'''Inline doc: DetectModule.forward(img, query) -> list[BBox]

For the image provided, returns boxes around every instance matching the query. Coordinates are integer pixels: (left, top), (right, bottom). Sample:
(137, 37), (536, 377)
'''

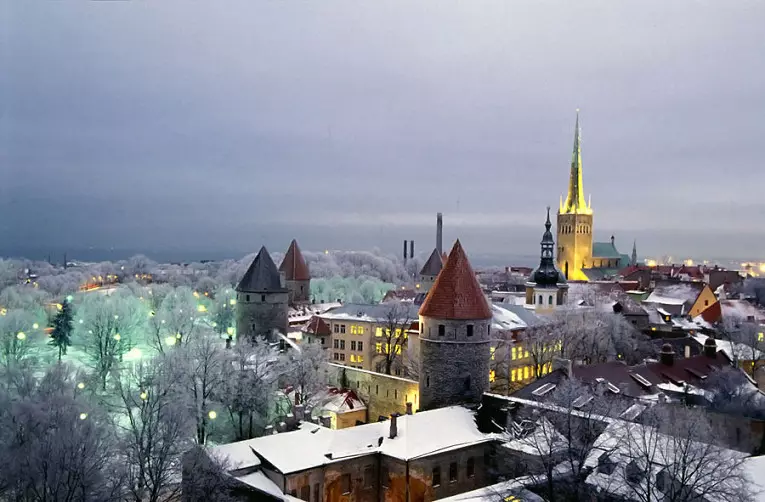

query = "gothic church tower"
(557, 111), (593, 281)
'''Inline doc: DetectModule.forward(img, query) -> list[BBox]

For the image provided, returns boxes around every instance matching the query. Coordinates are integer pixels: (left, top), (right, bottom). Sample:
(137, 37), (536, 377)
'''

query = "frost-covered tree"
(76, 291), (146, 390)
(375, 302), (416, 375)
(283, 342), (329, 406)
(618, 405), (753, 502)
(0, 309), (42, 373)
(152, 286), (204, 350)
(0, 364), (125, 501)
(718, 315), (765, 378)
(114, 357), (191, 502)
(49, 299), (74, 360)
(219, 339), (285, 440)
(210, 285), (236, 337)
(174, 332), (227, 445)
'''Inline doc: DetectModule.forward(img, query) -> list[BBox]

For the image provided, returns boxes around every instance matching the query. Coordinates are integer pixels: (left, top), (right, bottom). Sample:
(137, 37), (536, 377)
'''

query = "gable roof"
(236, 247), (286, 293)
(280, 239), (310, 281)
(592, 241), (622, 259)
(420, 248), (444, 276)
(645, 281), (704, 308)
(419, 240), (492, 320)
(303, 316), (331, 336)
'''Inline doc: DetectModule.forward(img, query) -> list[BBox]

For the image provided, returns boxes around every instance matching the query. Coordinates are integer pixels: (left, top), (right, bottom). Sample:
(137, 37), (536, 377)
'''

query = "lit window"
(350, 325), (356, 334)
(523, 366), (530, 380)
(376, 327), (383, 337)
(376, 343), (382, 353)
(350, 354), (356, 363)
(525, 350), (530, 358)
(759, 332), (764, 342)
(511, 347), (517, 360)
(511, 369), (517, 382)
(357, 355), (363, 363)
(490, 347), (496, 361)
(489, 370), (496, 383)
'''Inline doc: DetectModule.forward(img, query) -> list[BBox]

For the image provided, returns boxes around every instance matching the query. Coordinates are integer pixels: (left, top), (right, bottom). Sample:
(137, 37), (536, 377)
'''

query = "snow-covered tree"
(0, 309), (43, 373)
(49, 299), (74, 360)
(219, 339), (285, 440)
(374, 302), (416, 375)
(75, 290), (146, 390)
(151, 286), (204, 350)
(114, 357), (191, 502)
(0, 364), (125, 501)
(718, 315), (765, 378)
(209, 285), (236, 337)
(283, 342), (329, 406)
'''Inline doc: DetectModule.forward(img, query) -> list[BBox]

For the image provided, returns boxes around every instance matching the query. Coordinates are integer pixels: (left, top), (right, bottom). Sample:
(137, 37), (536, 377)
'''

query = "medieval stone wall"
(235, 291), (288, 342)
(286, 279), (311, 305)
(418, 316), (491, 411)
(328, 364), (419, 419)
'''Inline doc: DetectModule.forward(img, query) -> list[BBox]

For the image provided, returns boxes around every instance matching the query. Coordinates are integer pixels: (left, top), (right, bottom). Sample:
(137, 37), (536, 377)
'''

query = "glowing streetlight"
(16, 332), (26, 340)
(113, 333), (121, 341)
(208, 410), (217, 420)
(227, 327), (234, 336)
(32, 323), (39, 329)
(114, 315), (119, 320)
(140, 391), (148, 401)
(77, 382), (85, 390)
(79, 319), (84, 324)
(79, 413), (88, 420)
(229, 299), (236, 306)
(176, 333), (182, 339)
(165, 336), (176, 346)
(66, 295), (73, 302)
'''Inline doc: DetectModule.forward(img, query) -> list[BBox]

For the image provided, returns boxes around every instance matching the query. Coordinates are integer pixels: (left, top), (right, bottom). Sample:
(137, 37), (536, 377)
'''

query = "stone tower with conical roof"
(557, 110), (593, 281)
(526, 207), (568, 312)
(235, 246), (289, 342)
(418, 240), (492, 411)
(279, 239), (311, 305)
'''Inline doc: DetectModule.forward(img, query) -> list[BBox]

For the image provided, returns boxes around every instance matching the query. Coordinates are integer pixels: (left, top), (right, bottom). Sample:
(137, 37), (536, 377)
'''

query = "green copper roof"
(592, 241), (622, 259)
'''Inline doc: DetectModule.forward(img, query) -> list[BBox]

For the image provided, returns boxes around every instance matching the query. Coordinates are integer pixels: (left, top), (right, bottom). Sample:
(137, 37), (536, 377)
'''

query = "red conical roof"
(280, 240), (310, 281)
(419, 240), (491, 320)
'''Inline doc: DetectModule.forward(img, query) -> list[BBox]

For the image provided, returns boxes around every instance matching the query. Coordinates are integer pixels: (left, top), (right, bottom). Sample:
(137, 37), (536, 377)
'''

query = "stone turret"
(235, 246), (289, 342)
(418, 240), (492, 411)
(279, 239), (311, 305)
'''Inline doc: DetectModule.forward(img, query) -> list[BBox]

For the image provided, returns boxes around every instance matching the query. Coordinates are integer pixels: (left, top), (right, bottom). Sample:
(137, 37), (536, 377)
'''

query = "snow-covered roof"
(744, 455), (765, 502)
(491, 303), (528, 332)
(502, 417), (567, 456)
(720, 299), (765, 322)
(288, 302), (342, 323)
(234, 471), (284, 499)
(207, 441), (262, 471)
(644, 293), (687, 306)
(319, 303), (420, 323)
(692, 333), (765, 361)
(233, 406), (494, 474)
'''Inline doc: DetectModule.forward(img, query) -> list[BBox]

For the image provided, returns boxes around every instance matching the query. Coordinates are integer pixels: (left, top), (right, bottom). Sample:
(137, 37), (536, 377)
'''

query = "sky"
(3, 1), (765, 264)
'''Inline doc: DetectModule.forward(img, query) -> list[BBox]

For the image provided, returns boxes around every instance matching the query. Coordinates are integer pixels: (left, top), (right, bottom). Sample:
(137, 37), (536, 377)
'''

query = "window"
(350, 354), (356, 363)
(467, 324), (474, 337)
(538, 295), (543, 305)
(320, 338), (325, 345)
(438, 324), (445, 336)
(363, 465), (374, 488)
(339, 353), (345, 361)
(705, 300), (709, 306)
(313, 483), (320, 502)
(511, 369), (517, 382)
(376, 343), (382, 353)
(426, 375), (430, 387)
(381, 466), (390, 489)
(358, 341), (363, 351)
(261, 294), (266, 302)
(432, 466), (441, 487)
(341, 474), (351, 495)
(548, 295), (553, 305)
(490, 347), (496, 360)
(449, 462), (458, 483)
(376, 327), (383, 337)
(333, 353), (339, 361)
(246, 294), (250, 302)
(511, 347), (517, 360)
(467, 458), (475, 478)
(340, 325), (346, 334)
(334, 324), (339, 334)
(489, 370), (496, 382)
(523, 366), (530, 379)
(376, 384), (379, 395)
(357, 355), (364, 363)
(464, 375), (471, 391)
(394, 389), (398, 399)
(301, 485), (310, 501)
(351, 341), (357, 350)
(340, 340), (345, 349)
(334, 339), (339, 349)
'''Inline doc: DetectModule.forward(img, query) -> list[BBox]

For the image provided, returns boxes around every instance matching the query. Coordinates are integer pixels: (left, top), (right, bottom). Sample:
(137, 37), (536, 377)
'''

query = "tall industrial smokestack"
(410, 240), (414, 260)
(403, 239), (408, 262)
(436, 213), (443, 256)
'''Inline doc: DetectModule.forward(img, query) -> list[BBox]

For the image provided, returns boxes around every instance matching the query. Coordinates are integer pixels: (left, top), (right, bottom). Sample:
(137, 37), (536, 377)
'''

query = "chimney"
(294, 404), (305, 421)
(279, 270), (286, 288)
(410, 240), (414, 260)
(404, 240), (408, 262)
(660, 343), (675, 366)
(389, 414), (398, 439)
(405, 402), (413, 415)
(684, 345), (691, 359)
(704, 337), (717, 358)
(436, 213), (443, 256)
(611, 235), (615, 247)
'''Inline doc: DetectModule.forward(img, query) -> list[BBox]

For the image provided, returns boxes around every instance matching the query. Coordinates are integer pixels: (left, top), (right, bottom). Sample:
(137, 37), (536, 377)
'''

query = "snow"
(233, 406), (494, 473)
(328, 363), (417, 384)
(721, 300), (765, 322)
(502, 417), (567, 456)
(207, 441), (262, 471)
(744, 456), (765, 502)
(692, 333), (765, 361)
(235, 471), (284, 498)
(644, 293), (687, 306)
(491, 304), (527, 331)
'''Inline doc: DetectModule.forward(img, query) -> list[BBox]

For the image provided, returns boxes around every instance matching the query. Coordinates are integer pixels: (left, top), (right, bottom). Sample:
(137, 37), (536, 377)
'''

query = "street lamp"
(77, 382), (85, 390)
(79, 413), (88, 420)
(16, 332), (25, 340)
(208, 410), (217, 420)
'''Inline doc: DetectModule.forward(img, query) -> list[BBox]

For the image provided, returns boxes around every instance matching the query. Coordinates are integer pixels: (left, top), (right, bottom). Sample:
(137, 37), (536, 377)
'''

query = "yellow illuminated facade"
(557, 110), (593, 281)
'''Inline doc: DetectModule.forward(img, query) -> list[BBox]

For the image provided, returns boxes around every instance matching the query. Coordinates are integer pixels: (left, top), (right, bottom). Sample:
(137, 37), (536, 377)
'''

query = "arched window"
(548, 295), (553, 305)
(538, 295), (543, 305)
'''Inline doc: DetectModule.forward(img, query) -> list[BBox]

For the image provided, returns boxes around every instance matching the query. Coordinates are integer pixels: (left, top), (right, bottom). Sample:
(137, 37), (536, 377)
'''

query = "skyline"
(4, 1), (765, 261)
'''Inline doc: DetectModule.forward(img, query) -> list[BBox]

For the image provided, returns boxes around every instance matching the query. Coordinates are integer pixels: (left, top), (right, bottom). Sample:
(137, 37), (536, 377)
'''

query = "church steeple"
(560, 110), (592, 215)
(631, 240), (638, 266)
(532, 207), (562, 286)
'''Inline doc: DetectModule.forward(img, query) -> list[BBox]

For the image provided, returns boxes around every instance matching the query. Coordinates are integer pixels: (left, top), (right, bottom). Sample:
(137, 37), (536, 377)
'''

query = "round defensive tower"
(235, 246), (289, 342)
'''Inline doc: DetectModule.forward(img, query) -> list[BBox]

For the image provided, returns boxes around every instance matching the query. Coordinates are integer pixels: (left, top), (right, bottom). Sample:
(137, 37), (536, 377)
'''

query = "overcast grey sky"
(3, 1), (765, 263)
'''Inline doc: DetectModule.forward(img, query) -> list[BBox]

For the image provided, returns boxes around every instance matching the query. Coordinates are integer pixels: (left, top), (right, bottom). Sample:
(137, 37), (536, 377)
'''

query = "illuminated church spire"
(560, 110), (592, 215)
